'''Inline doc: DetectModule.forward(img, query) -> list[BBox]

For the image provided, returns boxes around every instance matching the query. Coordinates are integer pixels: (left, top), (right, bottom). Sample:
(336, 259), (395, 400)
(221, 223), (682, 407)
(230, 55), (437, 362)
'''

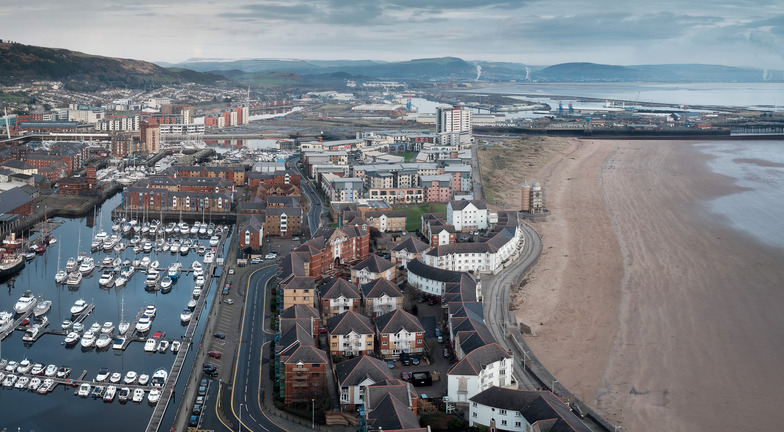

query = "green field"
(402, 203), (447, 232)
(0, 93), (25, 102)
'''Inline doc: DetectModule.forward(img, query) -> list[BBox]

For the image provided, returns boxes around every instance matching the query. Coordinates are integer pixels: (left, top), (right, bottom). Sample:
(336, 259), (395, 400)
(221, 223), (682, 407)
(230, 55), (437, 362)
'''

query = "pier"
(0, 309), (33, 340)
(121, 307), (149, 350)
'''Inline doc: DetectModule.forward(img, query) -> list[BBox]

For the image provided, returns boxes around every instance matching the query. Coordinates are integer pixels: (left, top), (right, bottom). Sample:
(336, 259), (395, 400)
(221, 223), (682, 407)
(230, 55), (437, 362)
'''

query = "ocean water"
(698, 140), (784, 250)
(0, 193), (229, 431)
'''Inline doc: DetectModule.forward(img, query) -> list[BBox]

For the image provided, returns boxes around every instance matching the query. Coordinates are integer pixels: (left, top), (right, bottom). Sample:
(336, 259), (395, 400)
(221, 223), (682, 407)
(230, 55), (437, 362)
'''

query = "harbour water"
(0, 193), (230, 430)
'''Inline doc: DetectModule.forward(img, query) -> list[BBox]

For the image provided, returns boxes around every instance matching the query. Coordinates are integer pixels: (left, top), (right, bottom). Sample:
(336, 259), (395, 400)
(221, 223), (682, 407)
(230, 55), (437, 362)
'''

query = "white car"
(265, 253), (278, 260)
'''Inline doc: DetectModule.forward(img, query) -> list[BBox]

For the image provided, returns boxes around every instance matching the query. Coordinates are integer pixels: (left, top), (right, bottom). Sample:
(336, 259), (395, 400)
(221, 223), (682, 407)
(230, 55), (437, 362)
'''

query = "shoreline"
(512, 138), (784, 431)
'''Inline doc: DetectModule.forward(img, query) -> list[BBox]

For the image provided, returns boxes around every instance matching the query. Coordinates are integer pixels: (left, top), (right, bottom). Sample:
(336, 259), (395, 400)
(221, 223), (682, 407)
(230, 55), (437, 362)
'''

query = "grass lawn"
(398, 151), (416, 162)
(402, 203), (447, 231)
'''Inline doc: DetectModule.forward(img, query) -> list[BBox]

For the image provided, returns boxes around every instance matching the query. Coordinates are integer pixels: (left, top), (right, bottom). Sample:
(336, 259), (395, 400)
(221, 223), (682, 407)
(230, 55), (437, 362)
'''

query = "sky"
(3, 0), (784, 69)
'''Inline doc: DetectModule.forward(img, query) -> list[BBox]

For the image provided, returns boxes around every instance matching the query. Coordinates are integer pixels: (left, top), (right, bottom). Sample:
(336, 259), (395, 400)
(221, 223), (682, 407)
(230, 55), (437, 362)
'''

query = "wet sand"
(513, 139), (784, 431)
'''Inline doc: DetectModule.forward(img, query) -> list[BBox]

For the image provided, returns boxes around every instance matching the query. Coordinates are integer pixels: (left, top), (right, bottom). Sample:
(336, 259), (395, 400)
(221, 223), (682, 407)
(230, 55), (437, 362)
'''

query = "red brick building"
(238, 215), (264, 250)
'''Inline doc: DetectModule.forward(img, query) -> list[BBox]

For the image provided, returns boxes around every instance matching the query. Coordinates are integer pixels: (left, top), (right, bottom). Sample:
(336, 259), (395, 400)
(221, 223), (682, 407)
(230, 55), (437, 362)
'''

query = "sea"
(0, 193), (231, 431)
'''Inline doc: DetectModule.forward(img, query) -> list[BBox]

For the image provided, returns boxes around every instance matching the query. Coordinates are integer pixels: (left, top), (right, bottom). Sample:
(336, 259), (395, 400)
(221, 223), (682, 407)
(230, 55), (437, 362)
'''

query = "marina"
(0, 194), (232, 430)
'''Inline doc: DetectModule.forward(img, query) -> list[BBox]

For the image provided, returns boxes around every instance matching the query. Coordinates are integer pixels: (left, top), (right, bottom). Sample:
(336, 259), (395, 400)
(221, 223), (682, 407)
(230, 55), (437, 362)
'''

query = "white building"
(436, 105), (472, 146)
(469, 387), (591, 432)
(447, 343), (515, 403)
(447, 199), (488, 232)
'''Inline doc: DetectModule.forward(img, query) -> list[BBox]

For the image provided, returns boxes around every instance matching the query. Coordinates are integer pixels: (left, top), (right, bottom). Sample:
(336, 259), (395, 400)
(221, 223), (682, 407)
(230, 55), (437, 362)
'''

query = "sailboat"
(118, 295), (130, 335)
(55, 241), (67, 284)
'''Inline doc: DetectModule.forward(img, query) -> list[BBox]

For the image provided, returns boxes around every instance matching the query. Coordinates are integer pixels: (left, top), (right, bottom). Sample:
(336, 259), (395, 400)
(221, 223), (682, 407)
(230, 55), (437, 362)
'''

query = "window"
(501, 420), (507, 426)
(311, 373), (320, 377)
(515, 422), (521, 427)
(332, 343), (337, 348)
(472, 412), (477, 418)
(382, 341), (388, 345)
(472, 402), (477, 407)
(500, 409), (507, 415)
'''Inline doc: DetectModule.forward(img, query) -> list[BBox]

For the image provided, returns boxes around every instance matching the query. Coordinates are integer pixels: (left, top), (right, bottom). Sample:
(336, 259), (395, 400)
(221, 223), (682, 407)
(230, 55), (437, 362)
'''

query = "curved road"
(285, 155), (324, 237)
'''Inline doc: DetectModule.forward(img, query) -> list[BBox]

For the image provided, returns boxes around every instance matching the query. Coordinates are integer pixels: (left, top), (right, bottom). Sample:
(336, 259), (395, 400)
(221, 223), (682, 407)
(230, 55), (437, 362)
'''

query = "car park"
(208, 351), (222, 359)
(214, 333), (226, 339)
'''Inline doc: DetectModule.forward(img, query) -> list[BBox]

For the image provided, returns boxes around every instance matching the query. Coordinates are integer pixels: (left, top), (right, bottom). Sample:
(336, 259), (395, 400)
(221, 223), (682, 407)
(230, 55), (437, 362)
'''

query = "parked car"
(198, 385), (207, 396)
(265, 252), (278, 259)
(224, 299), (234, 305)
(192, 404), (202, 415)
(400, 371), (410, 381)
(387, 360), (395, 369)
(411, 356), (420, 366)
(250, 258), (262, 264)
(400, 352), (411, 366)
(189, 415), (200, 427)
(204, 368), (218, 377)
(228, 269), (235, 275)
(208, 351), (222, 359)
(222, 286), (230, 295)
(214, 333), (226, 339)
(443, 347), (451, 358)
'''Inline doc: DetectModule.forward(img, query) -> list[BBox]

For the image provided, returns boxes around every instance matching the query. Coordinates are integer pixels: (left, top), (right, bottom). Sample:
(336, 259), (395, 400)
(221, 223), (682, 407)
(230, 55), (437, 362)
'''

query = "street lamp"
(552, 379), (558, 395)
(522, 350), (529, 370)
(239, 403), (243, 432)
(312, 398), (315, 429)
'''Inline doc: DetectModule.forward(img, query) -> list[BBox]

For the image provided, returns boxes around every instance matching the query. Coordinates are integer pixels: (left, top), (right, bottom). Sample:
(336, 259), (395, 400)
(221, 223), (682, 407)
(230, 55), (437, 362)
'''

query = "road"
(286, 155), (325, 237)
(229, 265), (285, 432)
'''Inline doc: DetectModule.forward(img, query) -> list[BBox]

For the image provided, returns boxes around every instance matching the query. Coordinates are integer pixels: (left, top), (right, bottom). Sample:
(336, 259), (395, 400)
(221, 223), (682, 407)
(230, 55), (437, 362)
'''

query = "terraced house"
(374, 309), (425, 359)
(326, 311), (375, 357)
(319, 278), (361, 319)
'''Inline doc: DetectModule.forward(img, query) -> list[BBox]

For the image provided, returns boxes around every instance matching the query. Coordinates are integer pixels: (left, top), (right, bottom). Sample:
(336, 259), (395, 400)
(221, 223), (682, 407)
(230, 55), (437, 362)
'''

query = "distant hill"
(0, 42), (224, 90)
(166, 57), (784, 83)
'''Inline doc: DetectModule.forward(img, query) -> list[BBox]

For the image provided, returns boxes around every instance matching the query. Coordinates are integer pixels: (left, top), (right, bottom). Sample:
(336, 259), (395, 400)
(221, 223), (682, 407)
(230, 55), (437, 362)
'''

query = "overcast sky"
(4, 0), (784, 69)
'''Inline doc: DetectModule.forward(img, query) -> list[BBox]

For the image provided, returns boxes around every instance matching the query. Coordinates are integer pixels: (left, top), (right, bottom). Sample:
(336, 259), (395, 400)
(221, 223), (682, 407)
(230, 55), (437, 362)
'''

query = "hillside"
(0, 42), (224, 90)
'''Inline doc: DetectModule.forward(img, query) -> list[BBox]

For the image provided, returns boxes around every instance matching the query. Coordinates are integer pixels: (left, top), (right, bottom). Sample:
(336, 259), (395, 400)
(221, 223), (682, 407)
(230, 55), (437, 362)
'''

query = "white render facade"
(447, 201), (488, 232)
(469, 402), (527, 431)
(340, 376), (375, 406)
(366, 293), (400, 317)
(448, 356), (515, 403)
(331, 330), (374, 357)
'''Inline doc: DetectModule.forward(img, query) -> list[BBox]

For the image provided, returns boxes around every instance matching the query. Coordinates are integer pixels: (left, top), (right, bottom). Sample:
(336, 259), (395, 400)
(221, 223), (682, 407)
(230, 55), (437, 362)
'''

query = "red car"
(208, 351), (222, 359)
(400, 371), (410, 381)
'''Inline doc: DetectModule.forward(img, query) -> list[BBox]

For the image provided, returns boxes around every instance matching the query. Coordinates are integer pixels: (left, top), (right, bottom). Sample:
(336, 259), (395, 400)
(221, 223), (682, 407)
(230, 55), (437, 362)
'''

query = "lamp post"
(312, 398), (315, 429)
(552, 379), (558, 395)
(239, 403), (243, 432)
(522, 350), (530, 370)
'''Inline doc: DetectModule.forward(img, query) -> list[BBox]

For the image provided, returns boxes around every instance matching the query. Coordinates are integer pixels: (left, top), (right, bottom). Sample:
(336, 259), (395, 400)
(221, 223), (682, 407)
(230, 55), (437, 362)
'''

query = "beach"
(511, 139), (784, 431)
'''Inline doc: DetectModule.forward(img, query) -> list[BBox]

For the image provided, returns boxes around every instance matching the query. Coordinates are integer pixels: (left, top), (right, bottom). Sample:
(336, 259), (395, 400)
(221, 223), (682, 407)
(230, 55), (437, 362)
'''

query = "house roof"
(280, 304), (319, 319)
(448, 343), (511, 376)
(326, 311), (374, 336)
(0, 187), (34, 214)
(281, 276), (315, 291)
(283, 345), (328, 365)
(390, 236), (429, 254)
(335, 355), (393, 387)
(277, 323), (315, 352)
(365, 379), (417, 411)
(374, 309), (424, 335)
(449, 199), (487, 211)
(319, 278), (361, 300)
(470, 387), (591, 432)
(366, 393), (426, 432)
(361, 278), (402, 299)
(238, 214), (264, 233)
(352, 254), (394, 274)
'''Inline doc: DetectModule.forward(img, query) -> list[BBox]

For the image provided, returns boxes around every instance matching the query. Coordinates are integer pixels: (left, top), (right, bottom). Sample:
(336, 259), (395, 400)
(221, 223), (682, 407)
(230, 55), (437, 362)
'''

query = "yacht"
(64, 331), (80, 347)
(203, 252), (215, 264)
(150, 368), (168, 387)
(140, 256), (151, 268)
(171, 340), (181, 353)
(191, 221), (200, 235)
(44, 364), (58, 377)
(110, 372), (122, 383)
(95, 367), (110, 382)
(14, 291), (37, 314)
(90, 322), (102, 333)
(72, 322), (84, 332)
(37, 378), (54, 394)
(33, 299), (51, 317)
(101, 321), (115, 334)
(207, 223), (215, 237)
(143, 241), (153, 253)
(121, 265), (134, 278)
(199, 223), (208, 237)
(4, 361), (18, 372)
(145, 270), (160, 287)
(65, 257), (78, 272)
(169, 240), (181, 255)
(103, 236), (117, 252)
(115, 275), (128, 287)
(180, 309), (193, 322)
(150, 260), (160, 270)
(157, 340), (169, 353)
(197, 244), (206, 256)
(187, 298), (198, 309)
(15, 376), (29, 389)
(0, 311), (13, 333)
(113, 242), (125, 253)
(31, 363), (45, 375)
(192, 260), (203, 274)
(195, 275), (205, 287)
(148, 388), (161, 404)
(22, 326), (42, 342)
(102, 256), (114, 267)
(133, 244), (143, 254)
(129, 235), (141, 245)
(80, 331), (96, 348)
(96, 333), (112, 349)
(123, 371), (138, 384)
(61, 319), (72, 330)
(179, 222), (189, 235)
(55, 268), (68, 284)
(135, 317), (152, 333)
(165, 222), (176, 234)
(209, 235), (220, 247)
(160, 277), (172, 291)
(167, 262), (182, 279)
(70, 299), (88, 315)
(132, 388), (145, 402)
(118, 319), (130, 335)
(78, 383), (92, 397)
(138, 374), (149, 386)
(144, 305), (157, 318)
(179, 242), (190, 255)
(57, 366), (72, 378)
(112, 337), (125, 349)
(78, 257), (95, 275)
(144, 338), (156, 352)
(28, 377), (42, 391)
(91, 385), (105, 398)
(118, 387), (131, 403)
(16, 359), (33, 374)
(104, 385), (117, 402)
(3, 374), (17, 387)
(98, 271), (115, 287)
(66, 271), (82, 287)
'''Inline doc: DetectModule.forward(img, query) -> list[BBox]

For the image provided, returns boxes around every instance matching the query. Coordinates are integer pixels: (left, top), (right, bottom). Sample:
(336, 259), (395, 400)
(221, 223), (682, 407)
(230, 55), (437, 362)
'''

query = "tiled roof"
(361, 278), (402, 299)
(326, 311), (374, 336)
(374, 309), (424, 335)
(281, 276), (315, 291)
(447, 343), (511, 376)
(366, 393), (426, 432)
(470, 387), (591, 432)
(352, 254), (394, 274)
(390, 236), (429, 254)
(319, 278), (360, 300)
(283, 345), (328, 365)
(335, 355), (393, 386)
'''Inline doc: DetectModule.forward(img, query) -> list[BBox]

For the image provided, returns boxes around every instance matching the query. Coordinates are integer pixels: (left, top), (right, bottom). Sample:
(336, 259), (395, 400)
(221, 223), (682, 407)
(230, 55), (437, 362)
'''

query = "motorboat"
(64, 331), (80, 347)
(14, 376), (29, 389)
(138, 374), (149, 386)
(192, 260), (203, 273)
(80, 331), (96, 348)
(73, 322), (84, 332)
(135, 317), (152, 333)
(118, 387), (131, 402)
(90, 322), (102, 333)
(157, 340), (169, 353)
(70, 299), (88, 315)
(78, 383), (92, 397)
(140, 256), (151, 268)
(30, 363), (45, 375)
(209, 235), (220, 247)
(165, 222), (176, 234)
(144, 338), (156, 352)
(102, 256), (114, 267)
(112, 337), (125, 349)
(44, 364), (58, 377)
(66, 271), (82, 287)
(3, 374), (17, 387)
(22, 326), (42, 342)
(150, 368), (168, 387)
(57, 367), (71, 378)
(144, 305), (157, 318)
(0, 311), (14, 333)
(133, 388), (145, 402)
(179, 222), (189, 235)
(16, 359), (32, 374)
(24, 251), (36, 261)
(91, 385), (105, 399)
(199, 223), (207, 237)
(192, 288), (201, 298)
(37, 378), (54, 394)
(32, 299), (51, 317)
(123, 370), (137, 384)
(179, 242), (190, 255)
(96, 333), (112, 349)
(121, 265), (134, 278)
(191, 221), (200, 235)
(195, 275), (205, 287)
(104, 385), (117, 402)
(197, 244), (206, 256)
(129, 235), (141, 245)
(143, 241), (153, 253)
(55, 268), (68, 284)
(65, 257), (78, 272)
(5, 361), (19, 372)
(150, 260), (160, 270)
(28, 377), (42, 391)
(133, 244), (143, 254)
(101, 321), (115, 334)
(78, 256), (95, 275)
(180, 309), (193, 322)
(170, 240), (181, 255)
(187, 298), (197, 309)
(114, 242), (125, 253)
(148, 388), (161, 404)
(160, 276), (173, 292)
(167, 262), (182, 279)
(110, 372), (122, 383)
(103, 236), (117, 252)
(95, 367), (110, 382)
(203, 252), (215, 264)
(145, 270), (160, 287)
(61, 319), (72, 330)
(14, 291), (37, 314)
(98, 271), (115, 287)
(171, 340), (181, 353)
(115, 275), (128, 287)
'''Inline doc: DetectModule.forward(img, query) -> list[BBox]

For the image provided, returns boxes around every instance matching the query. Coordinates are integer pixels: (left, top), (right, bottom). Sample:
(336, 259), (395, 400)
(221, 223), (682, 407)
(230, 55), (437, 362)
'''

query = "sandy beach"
(512, 139), (784, 431)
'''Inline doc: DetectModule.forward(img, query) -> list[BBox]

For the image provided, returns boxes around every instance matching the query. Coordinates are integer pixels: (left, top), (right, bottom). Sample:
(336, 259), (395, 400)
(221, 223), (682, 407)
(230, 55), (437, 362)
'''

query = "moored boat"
(150, 368), (168, 387)
(70, 299), (88, 315)
(14, 291), (37, 314)
(132, 388), (145, 402)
